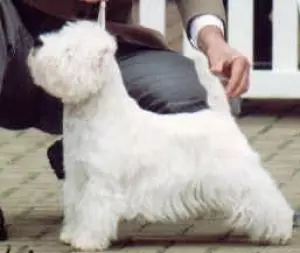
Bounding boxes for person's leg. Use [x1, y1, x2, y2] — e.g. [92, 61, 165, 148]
[0, 208, 7, 241]
[0, 1, 65, 131]
[0, 1, 67, 239]
[118, 48, 209, 114]
[0, 0, 38, 129]
[0, 0, 37, 240]
[48, 45, 209, 179]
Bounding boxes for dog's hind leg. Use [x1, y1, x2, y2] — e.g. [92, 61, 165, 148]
[70, 178, 124, 251]
[192, 113, 294, 245]
[236, 171, 293, 245]
[201, 148, 293, 245]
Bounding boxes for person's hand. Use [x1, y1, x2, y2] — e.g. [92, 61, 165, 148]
[199, 26, 251, 98]
[207, 41, 250, 98]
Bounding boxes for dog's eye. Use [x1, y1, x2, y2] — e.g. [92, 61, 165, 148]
[33, 37, 44, 48]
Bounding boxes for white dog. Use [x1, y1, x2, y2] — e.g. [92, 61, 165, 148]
[27, 21, 294, 251]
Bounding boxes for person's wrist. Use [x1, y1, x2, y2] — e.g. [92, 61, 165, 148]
[197, 26, 226, 54]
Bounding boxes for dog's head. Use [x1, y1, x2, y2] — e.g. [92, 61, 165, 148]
[27, 20, 117, 103]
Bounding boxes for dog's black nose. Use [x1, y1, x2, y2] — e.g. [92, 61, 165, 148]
[33, 37, 43, 48]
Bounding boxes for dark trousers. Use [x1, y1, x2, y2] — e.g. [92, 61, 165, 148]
[0, 1, 209, 179]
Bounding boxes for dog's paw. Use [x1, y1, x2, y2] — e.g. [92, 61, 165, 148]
[265, 235, 292, 245]
[250, 233, 292, 246]
[60, 232, 72, 245]
[71, 233, 110, 251]
[249, 221, 293, 245]
[59, 226, 73, 245]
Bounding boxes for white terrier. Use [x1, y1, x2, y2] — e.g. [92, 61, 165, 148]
[27, 21, 294, 251]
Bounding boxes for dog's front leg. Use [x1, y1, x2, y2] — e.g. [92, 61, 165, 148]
[70, 179, 123, 251]
[60, 166, 86, 245]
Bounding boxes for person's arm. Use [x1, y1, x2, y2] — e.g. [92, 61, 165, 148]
[23, 0, 78, 19]
[175, 0, 226, 29]
[176, 0, 250, 98]
[188, 14, 224, 50]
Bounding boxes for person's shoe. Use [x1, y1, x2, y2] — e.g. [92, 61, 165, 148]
[0, 207, 8, 241]
[293, 211, 300, 228]
[47, 139, 65, 180]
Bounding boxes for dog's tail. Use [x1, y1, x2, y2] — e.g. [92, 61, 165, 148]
[192, 53, 232, 115]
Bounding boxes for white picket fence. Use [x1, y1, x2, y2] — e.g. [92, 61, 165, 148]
[139, 0, 300, 99]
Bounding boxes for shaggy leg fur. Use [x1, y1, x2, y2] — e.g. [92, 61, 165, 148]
[59, 158, 88, 245]
[60, 176, 81, 245]
[209, 147, 293, 244]
[215, 157, 293, 244]
[68, 178, 124, 251]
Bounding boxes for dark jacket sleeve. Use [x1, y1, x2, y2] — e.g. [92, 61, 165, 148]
[24, 0, 78, 19]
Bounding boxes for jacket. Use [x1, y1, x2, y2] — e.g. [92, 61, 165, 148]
[23, 0, 226, 50]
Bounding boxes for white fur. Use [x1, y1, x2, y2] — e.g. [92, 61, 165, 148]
[193, 52, 232, 114]
[27, 21, 294, 251]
